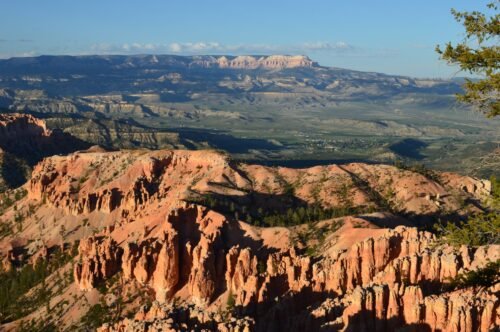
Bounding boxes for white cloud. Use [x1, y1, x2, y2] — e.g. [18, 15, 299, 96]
[0, 41, 362, 59]
[87, 41, 356, 56]
[166, 41, 355, 54]
[90, 42, 162, 53]
[168, 42, 182, 53]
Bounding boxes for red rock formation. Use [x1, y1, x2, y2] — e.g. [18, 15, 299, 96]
[338, 284, 498, 332]
[3, 144, 498, 331]
[188, 235, 218, 304]
[151, 230, 179, 302]
[0, 113, 88, 155]
[75, 205, 228, 305]
[71, 205, 499, 331]
[74, 236, 123, 291]
[225, 246, 260, 306]
[97, 302, 255, 332]
[440, 172, 492, 198]
[0, 113, 50, 140]
[97, 267, 499, 332]
[1, 255, 12, 272]
[26, 149, 488, 223]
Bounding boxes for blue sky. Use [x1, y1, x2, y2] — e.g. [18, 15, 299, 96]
[0, 0, 493, 77]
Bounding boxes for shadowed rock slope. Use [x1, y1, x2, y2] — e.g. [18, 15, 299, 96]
[0, 113, 90, 191]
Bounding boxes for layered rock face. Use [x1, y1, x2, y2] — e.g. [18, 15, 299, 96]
[98, 302, 255, 332]
[0, 113, 88, 154]
[215, 55, 316, 69]
[0, 113, 90, 189]
[337, 284, 498, 332]
[63, 176, 498, 331]
[75, 205, 230, 304]
[185, 55, 316, 69]
[3, 147, 498, 331]
[27, 149, 489, 221]
[73, 236, 123, 291]
[0, 113, 50, 140]
[80, 218, 499, 331]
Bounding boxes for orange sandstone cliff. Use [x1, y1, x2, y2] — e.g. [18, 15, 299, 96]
[0, 147, 497, 331]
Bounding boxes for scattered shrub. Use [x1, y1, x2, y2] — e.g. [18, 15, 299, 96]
[436, 211, 500, 247]
[446, 260, 500, 291]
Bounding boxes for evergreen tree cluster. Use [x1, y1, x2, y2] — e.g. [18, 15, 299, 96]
[192, 194, 373, 227]
[436, 176, 500, 247]
[0, 244, 78, 324]
[437, 1, 499, 117]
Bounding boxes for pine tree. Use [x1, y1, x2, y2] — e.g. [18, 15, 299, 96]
[436, 1, 499, 117]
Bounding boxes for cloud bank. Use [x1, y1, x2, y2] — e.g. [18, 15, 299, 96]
[1, 41, 392, 60]
[89, 41, 355, 55]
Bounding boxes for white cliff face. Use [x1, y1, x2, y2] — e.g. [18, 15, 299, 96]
[216, 55, 316, 69]
[189, 55, 316, 69]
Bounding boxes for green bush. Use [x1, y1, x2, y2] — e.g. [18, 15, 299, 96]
[490, 175, 500, 209]
[18, 318, 57, 332]
[436, 211, 500, 247]
[447, 260, 500, 290]
[80, 302, 112, 329]
[437, 176, 500, 247]
[0, 246, 78, 323]
[394, 160, 441, 183]
[0, 262, 49, 323]
[492, 176, 500, 198]
[226, 291, 236, 311]
[190, 194, 373, 227]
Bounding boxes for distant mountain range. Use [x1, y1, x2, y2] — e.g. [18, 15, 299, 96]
[0, 54, 461, 97]
[0, 54, 497, 178]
